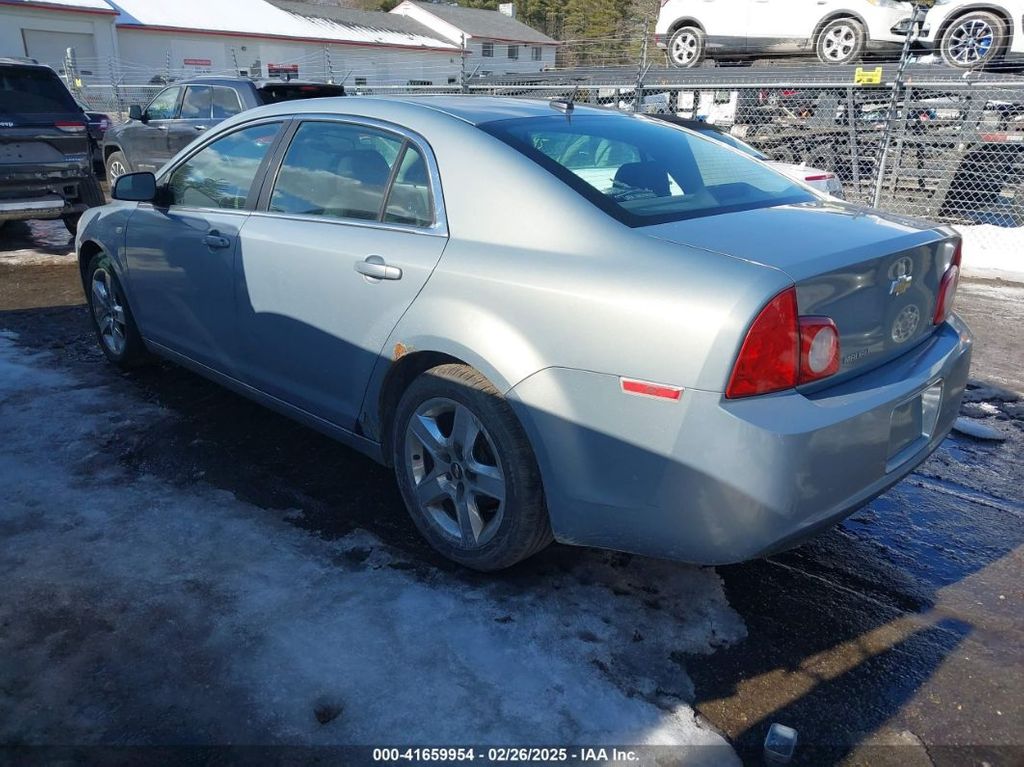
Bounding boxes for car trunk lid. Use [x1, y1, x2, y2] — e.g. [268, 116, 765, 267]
[644, 202, 960, 383]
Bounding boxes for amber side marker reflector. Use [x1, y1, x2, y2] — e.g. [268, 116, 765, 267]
[620, 378, 683, 401]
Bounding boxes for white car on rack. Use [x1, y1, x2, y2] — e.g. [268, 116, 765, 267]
[915, 0, 1024, 69]
[656, 0, 915, 67]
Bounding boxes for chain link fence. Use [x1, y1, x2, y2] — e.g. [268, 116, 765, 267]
[72, 66, 1022, 274]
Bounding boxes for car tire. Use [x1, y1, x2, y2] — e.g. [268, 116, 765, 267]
[63, 175, 105, 236]
[105, 150, 130, 187]
[668, 25, 706, 69]
[816, 18, 866, 65]
[85, 251, 148, 368]
[392, 363, 552, 571]
[941, 11, 1006, 69]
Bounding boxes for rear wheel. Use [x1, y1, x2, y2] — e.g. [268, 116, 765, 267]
[941, 11, 1006, 69]
[392, 364, 552, 571]
[668, 25, 706, 69]
[816, 18, 865, 65]
[86, 252, 148, 367]
[63, 175, 105, 236]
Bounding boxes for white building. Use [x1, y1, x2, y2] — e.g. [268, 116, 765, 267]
[389, 1, 558, 77]
[0, 0, 465, 86]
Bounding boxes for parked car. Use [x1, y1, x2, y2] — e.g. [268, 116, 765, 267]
[656, 0, 913, 67]
[77, 97, 972, 571]
[650, 115, 846, 197]
[915, 0, 1024, 69]
[102, 76, 345, 185]
[0, 58, 104, 235]
[76, 97, 111, 174]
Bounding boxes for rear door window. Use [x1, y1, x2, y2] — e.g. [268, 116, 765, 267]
[269, 121, 405, 222]
[212, 87, 243, 118]
[180, 85, 212, 119]
[166, 121, 281, 209]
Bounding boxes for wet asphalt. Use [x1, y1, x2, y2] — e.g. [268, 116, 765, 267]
[1, 219, 1021, 766]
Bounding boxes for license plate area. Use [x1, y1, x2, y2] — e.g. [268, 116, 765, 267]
[886, 380, 943, 472]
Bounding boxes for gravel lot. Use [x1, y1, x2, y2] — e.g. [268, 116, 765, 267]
[1, 220, 1022, 765]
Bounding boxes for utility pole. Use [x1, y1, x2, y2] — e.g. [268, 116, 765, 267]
[632, 12, 652, 113]
[872, 0, 934, 207]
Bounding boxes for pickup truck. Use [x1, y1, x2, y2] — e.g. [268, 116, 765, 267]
[102, 77, 345, 185]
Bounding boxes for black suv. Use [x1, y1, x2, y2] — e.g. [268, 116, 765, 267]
[103, 77, 345, 185]
[0, 58, 104, 235]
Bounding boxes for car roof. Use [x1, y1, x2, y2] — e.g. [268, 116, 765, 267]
[266, 95, 617, 125]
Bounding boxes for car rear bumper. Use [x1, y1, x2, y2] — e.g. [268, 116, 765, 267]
[508, 314, 973, 565]
[0, 164, 92, 220]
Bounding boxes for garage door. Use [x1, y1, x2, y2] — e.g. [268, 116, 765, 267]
[22, 30, 98, 77]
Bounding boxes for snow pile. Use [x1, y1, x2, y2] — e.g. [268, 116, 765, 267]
[955, 224, 1024, 283]
[0, 334, 743, 756]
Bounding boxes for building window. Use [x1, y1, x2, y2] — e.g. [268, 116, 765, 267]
[482, 42, 494, 58]
[532, 46, 542, 61]
[507, 45, 519, 60]
[354, 77, 367, 86]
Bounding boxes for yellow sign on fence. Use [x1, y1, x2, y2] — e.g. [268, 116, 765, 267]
[854, 66, 883, 85]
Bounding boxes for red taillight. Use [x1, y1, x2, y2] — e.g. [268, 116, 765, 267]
[726, 287, 842, 399]
[933, 241, 962, 325]
[804, 173, 834, 182]
[726, 287, 800, 399]
[798, 317, 840, 383]
[55, 120, 86, 133]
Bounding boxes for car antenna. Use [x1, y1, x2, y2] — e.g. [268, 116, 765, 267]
[550, 85, 579, 114]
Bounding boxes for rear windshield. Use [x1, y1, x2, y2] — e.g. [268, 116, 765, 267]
[0, 66, 79, 115]
[695, 127, 768, 161]
[258, 83, 346, 104]
[481, 114, 814, 227]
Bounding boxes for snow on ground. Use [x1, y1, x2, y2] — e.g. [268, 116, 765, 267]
[0, 333, 743, 757]
[955, 224, 1024, 283]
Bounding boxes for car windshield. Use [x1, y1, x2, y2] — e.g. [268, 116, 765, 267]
[481, 114, 813, 227]
[695, 127, 768, 161]
[0, 67, 79, 114]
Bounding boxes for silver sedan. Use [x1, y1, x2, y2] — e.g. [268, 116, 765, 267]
[76, 96, 972, 571]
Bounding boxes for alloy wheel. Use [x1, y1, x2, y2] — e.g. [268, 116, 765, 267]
[91, 267, 127, 356]
[822, 23, 858, 63]
[404, 397, 506, 548]
[948, 19, 995, 66]
[671, 31, 700, 67]
[107, 159, 127, 185]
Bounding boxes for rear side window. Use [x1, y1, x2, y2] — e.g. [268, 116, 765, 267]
[270, 121, 406, 222]
[180, 86, 212, 119]
[146, 87, 181, 120]
[0, 66, 78, 114]
[167, 121, 281, 209]
[482, 114, 814, 227]
[212, 87, 242, 118]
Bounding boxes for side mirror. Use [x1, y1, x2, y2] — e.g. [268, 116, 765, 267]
[113, 172, 157, 203]
[128, 104, 145, 121]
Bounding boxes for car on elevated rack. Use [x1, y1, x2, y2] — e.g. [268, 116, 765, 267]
[656, 0, 914, 67]
[76, 96, 971, 571]
[915, 0, 1024, 69]
[101, 76, 345, 186]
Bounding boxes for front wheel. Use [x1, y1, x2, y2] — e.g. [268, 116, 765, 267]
[392, 364, 552, 571]
[941, 11, 1006, 69]
[105, 150, 129, 187]
[86, 252, 148, 367]
[816, 18, 865, 65]
[668, 26, 706, 69]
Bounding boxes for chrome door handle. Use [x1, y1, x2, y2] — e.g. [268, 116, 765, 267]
[203, 232, 231, 249]
[355, 255, 402, 281]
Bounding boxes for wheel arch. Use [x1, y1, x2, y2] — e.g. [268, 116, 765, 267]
[102, 143, 122, 162]
[937, 5, 1014, 56]
[812, 11, 868, 48]
[668, 16, 705, 36]
[77, 239, 104, 291]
